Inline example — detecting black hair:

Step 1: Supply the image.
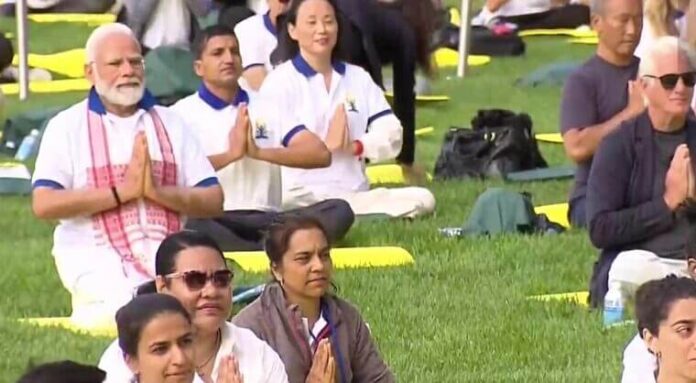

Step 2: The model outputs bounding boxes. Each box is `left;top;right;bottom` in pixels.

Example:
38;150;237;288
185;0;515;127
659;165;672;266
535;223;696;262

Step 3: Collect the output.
264;215;330;268
636;276;696;338
136;230;226;296
218;6;256;31
192;24;237;60
271;0;348;66
115;294;191;357
17;360;105;383
0;34;13;71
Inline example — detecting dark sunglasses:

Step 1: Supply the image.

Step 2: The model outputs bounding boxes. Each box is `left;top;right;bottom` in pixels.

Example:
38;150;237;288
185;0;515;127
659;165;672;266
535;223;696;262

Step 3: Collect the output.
279;0;290;3
644;72;696;90
165;269;233;291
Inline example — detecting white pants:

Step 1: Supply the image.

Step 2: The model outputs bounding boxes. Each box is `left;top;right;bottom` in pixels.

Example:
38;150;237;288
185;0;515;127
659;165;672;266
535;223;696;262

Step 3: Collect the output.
608;250;688;300
55;255;138;329
283;186;436;218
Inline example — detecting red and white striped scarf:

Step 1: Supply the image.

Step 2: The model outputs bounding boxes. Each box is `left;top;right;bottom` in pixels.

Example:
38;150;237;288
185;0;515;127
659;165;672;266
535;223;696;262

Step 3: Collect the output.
86;105;181;280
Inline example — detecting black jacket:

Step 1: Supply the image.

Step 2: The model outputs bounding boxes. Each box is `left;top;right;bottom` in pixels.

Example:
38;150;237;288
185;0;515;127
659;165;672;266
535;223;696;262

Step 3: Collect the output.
586;112;696;307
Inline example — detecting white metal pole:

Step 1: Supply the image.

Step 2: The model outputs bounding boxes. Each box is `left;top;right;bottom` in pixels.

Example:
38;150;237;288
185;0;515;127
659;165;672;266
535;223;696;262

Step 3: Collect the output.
16;0;29;100
457;0;472;78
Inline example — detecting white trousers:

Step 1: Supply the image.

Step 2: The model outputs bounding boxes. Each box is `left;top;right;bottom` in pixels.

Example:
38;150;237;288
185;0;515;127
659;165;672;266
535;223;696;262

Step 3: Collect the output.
608;249;688;300
55;255;138;329
283;186;436;218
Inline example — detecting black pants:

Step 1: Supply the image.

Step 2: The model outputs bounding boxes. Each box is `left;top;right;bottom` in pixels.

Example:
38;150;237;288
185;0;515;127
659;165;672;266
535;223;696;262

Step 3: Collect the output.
370;6;417;165
185;199;355;251
500;4;590;31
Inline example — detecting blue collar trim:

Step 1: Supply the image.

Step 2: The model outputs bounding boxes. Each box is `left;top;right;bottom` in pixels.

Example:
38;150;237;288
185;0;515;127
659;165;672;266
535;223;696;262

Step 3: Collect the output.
198;83;249;110
291;54;346;78
87;87;158;115
263;12;277;36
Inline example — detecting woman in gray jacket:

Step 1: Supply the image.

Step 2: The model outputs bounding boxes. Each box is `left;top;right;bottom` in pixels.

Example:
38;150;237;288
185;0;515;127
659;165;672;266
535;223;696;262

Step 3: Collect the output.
233;216;395;383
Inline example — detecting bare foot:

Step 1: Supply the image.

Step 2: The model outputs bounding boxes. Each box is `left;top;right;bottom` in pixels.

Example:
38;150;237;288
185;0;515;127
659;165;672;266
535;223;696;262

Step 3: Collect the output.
400;163;428;185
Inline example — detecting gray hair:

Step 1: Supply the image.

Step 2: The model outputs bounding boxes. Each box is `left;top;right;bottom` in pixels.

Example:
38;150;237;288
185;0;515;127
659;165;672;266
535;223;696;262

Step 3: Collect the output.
591;0;643;16
84;23;140;64
639;36;695;77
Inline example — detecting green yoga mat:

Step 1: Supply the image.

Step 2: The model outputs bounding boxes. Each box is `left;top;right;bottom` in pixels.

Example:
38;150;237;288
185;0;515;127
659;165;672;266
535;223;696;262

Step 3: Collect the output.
505;165;575;182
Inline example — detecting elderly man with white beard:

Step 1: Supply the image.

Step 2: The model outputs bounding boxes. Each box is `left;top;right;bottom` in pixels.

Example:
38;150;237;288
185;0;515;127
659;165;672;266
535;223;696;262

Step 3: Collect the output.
31;23;223;328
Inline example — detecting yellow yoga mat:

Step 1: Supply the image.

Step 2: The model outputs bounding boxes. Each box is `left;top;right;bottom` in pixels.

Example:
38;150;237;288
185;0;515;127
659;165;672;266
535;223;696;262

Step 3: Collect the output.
449;7;461;27
415;127;434;137
18;317;116;338
0;78;90;95
366;164;433;185
534;203;570;228
519;28;597;38
225;247;414;273
385;92;450;103
528;291;589;307
433;48;491;69
569;37;599;45
28;13;116;25
12;49;86;78
535;133;563;144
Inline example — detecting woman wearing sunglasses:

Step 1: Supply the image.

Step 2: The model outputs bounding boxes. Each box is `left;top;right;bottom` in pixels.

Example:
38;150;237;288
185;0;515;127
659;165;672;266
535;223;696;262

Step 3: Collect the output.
99;230;289;383
233;216;394;383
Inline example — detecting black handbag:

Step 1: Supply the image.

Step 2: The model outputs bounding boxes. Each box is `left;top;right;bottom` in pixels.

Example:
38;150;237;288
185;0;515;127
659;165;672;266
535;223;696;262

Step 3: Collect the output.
433;109;548;180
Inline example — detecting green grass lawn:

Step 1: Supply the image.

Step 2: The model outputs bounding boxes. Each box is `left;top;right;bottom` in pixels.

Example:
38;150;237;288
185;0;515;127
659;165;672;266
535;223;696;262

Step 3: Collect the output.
0;8;637;382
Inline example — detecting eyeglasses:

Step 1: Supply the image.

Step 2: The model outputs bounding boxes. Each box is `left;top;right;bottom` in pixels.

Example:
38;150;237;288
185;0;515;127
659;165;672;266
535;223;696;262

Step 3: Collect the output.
644;72;696;90
165;269;233;291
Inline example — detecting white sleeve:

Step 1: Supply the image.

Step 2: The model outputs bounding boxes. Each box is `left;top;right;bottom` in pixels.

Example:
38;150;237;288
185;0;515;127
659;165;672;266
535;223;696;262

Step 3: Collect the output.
98;340;135;383
359;76;402;163
621;334;657;383
173;116;219;188
262;344;289;383
235;21;267;70
32;114;73;189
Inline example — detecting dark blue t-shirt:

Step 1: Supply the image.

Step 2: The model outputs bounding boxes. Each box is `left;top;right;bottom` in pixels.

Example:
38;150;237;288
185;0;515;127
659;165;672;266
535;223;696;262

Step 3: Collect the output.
560;54;640;207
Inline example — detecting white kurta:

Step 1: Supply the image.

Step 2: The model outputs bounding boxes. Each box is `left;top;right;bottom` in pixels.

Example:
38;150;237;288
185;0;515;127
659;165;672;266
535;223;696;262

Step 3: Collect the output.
98;321;289;383
32;89;217;327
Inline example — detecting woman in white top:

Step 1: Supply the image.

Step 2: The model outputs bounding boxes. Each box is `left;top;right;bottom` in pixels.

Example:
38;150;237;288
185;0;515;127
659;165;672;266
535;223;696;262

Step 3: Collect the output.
99;231;288;383
634;276;696;383
261;0;435;218
234;0;291;90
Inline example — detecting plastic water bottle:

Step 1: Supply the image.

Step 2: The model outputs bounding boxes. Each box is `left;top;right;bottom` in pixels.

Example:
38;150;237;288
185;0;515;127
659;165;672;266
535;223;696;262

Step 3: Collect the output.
603;282;624;327
14;129;40;161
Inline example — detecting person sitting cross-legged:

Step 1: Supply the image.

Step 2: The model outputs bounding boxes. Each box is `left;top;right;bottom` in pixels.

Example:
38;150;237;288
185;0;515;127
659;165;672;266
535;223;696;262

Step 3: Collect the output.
31;23;223;328
264;0;435;218
560;0;645;228
586;36;696;307
171;25;354;252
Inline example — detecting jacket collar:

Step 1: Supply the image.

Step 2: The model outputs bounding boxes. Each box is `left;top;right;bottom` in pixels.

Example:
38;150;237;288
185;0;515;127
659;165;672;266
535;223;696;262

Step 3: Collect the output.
87;86;158;115
262;282;343;326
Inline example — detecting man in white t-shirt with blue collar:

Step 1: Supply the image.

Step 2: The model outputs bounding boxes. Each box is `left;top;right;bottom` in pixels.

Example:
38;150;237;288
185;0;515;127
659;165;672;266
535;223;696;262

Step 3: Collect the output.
31;23;223;328
171;25;354;251
233;0;289;91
